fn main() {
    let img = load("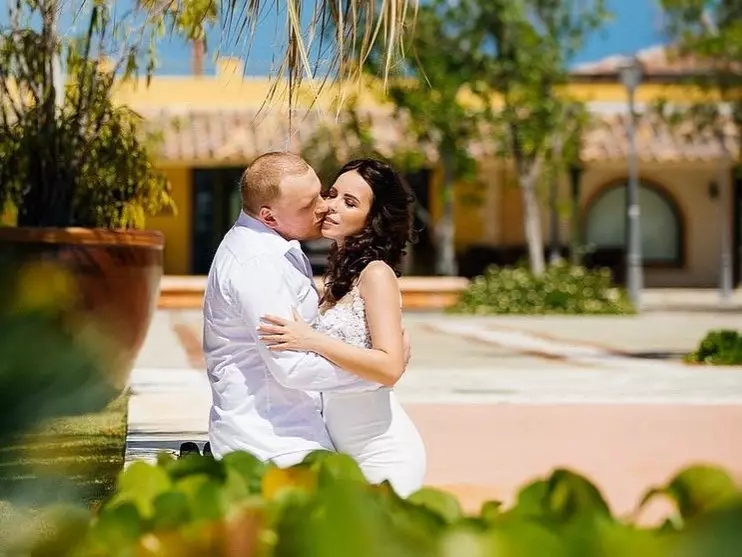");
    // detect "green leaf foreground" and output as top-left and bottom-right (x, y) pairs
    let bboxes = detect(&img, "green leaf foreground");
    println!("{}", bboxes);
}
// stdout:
(2, 451), (741, 556)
